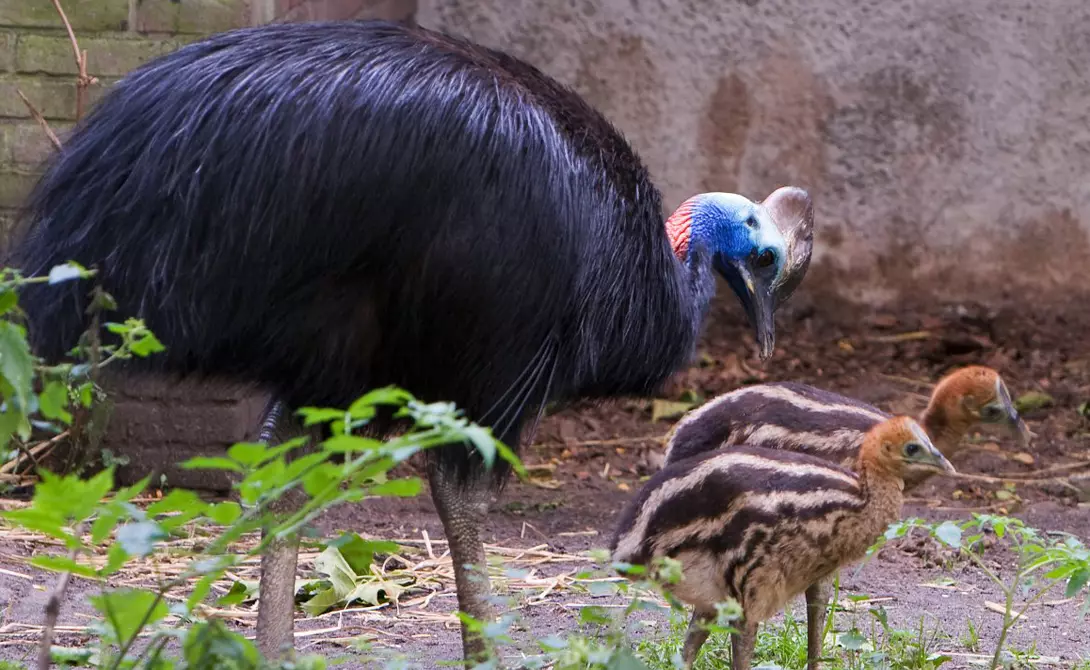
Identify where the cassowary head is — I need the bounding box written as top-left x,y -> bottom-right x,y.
666,186 -> 814,360
866,416 -> 956,478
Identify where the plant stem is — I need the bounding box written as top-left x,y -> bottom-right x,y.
38,523 -> 85,670
109,590 -> 166,670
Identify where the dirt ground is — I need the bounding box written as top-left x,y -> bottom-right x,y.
1,291 -> 1088,668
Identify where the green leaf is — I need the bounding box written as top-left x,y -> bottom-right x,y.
463,424 -> 496,469
328,533 -> 400,576
130,331 -> 166,357
578,606 -> 612,626
298,407 -> 350,426
0,290 -> 17,316
207,501 -> 242,526
0,321 -> 35,410
368,478 -> 422,498
90,506 -> 124,545
100,543 -> 130,577
38,381 -> 72,423
29,555 -> 101,580
300,584 -> 347,617
116,521 -> 167,557
323,434 -> 383,453
349,387 -> 413,411
179,456 -> 244,472
50,646 -> 94,665
934,521 -> 963,548
90,588 -> 168,646
146,488 -> 208,517
226,442 -> 269,467
47,263 -> 85,284
187,573 -> 218,611
313,546 -> 359,596
838,629 -> 868,651
216,580 -> 255,607
1066,568 -> 1090,598
606,647 -> 653,670
302,465 -> 340,497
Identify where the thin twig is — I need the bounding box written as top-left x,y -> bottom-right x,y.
1,431 -> 70,474
15,90 -> 62,150
50,0 -> 97,121
37,524 -> 85,670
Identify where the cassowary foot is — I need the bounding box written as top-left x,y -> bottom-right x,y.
730,620 -> 758,670
428,463 -> 495,667
805,579 -> 832,670
681,609 -> 715,668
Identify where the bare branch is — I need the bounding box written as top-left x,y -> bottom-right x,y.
49,0 -> 98,122
37,524 -> 85,670
16,89 -> 62,151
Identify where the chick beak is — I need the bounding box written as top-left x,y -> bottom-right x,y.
1007,411 -> 1033,449
930,448 -> 957,474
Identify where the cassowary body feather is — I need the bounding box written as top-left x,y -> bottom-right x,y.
12,20 -> 708,483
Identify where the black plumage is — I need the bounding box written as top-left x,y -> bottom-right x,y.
8,20 -> 813,662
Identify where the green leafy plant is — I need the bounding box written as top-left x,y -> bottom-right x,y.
876,514 -> 1090,670
0,262 -> 163,483
3,385 -> 519,669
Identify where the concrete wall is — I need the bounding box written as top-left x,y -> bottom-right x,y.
417,0 -> 1090,304
5,0 -> 1086,487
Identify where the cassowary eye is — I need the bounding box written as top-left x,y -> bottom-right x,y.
903,442 -> 921,458
756,249 -> 776,269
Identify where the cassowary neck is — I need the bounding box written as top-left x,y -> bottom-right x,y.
665,200 -> 718,323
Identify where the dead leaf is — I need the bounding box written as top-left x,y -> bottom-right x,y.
651,399 -> 697,422
984,601 -> 1025,620
867,330 -> 932,343
1009,452 -> 1035,466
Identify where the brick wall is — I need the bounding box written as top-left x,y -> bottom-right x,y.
3,0 -> 416,490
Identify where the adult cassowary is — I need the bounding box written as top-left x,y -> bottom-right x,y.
9,20 -> 815,664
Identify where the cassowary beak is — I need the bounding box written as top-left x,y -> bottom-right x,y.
716,257 -> 777,361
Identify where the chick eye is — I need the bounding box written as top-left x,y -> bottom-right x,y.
903,442 -> 921,458
981,405 -> 1003,421
756,249 -> 776,269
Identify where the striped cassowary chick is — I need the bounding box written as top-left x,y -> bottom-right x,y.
657,365 -> 1029,667
664,365 -> 1029,490
610,416 -> 955,670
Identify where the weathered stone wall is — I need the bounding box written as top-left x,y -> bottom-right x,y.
1,0 -> 415,489
417,0 -> 1090,305
0,0 -> 254,246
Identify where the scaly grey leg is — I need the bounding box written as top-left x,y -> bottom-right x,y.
805,579 -> 832,670
254,399 -> 310,661
681,608 -> 715,668
428,461 -> 494,666
730,618 -> 758,670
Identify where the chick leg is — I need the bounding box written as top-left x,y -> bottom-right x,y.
730,618 -> 758,670
681,608 -> 715,668
805,579 -> 833,670
254,399 -> 311,660
428,462 -> 495,666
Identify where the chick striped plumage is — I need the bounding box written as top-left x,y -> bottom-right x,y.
612,443 -> 890,624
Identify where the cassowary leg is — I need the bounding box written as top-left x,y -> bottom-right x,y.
805,579 -> 832,670
681,608 -> 715,668
730,618 -> 758,670
254,399 -> 309,661
428,462 -> 494,666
